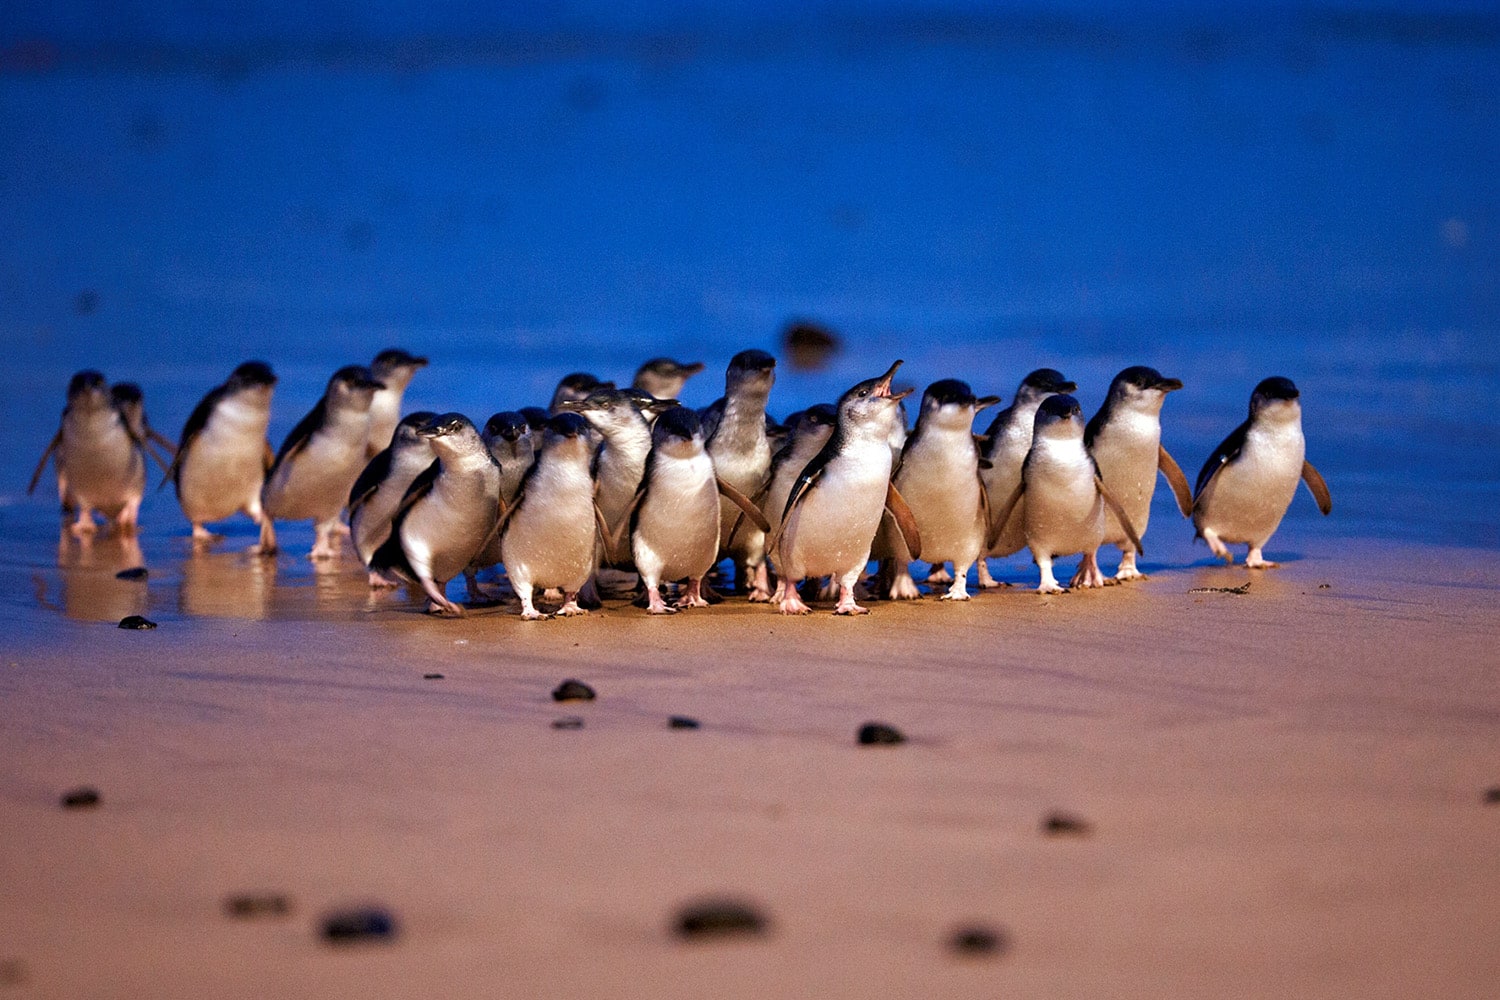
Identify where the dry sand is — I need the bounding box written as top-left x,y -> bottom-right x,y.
1,539 -> 1498,999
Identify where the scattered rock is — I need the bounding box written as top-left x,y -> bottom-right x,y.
668,715 -> 701,729
60,787 -> 101,809
115,566 -> 148,581
224,894 -> 292,919
0,959 -> 27,987
1318,583 -> 1331,589
1041,812 -> 1092,837
321,908 -> 397,944
949,924 -> 1008,956
1484,786 -> 1500,805
552,679 -> 596,702
552,716 -> 585,730
858,722 -> 905,746
118,615 -> 157,630
674,899 -> 767,939
423,673 -> 444,680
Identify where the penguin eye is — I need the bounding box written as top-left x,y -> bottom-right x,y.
857,389 -> 869,397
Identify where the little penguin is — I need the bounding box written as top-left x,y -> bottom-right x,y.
703,349 -> 777,600
1085,366 -> 1195,581
498,413 -> 611,620
518,407 -> 551,434
30,370 -> 147,538
762,405 -> 837,604
632,358 -> 706,401
556,388 -> 678,549
368,413 -> 501,616
262,365 -> 385,559
883,379 -> 1001,601
768,361 -> 923,615
481,411 -> 536,507
166,361 -> 279,549
615,406 -> 768,614
110,383 -> 176,477
549,372 -> 614,414
978,368 -> 1078,585
366,348 -> 429,457
1192,377 -> 1331,568
348,410 -> 438,583
990,395 -> 1144,593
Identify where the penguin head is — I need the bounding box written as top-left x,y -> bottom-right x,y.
371,348 -> 429,390
724,349 -> 777,396
801,403 -> 838,430
1106,366 -> 1182,414
417,412 -> 485,457
67,370 -> 109,408
393,410 -> 440,449
327,366 -> 385,412
621,387 -> 682,418
518,407 -> 550,433
555,388 -> 651,437
1034,393 -> 1085,437
544,412 -> 593,459
838,360 -> 912,436
639,357 -> 705,379
483,411 -> 531,445
1016,368 -> 1077,404
109,382 -> 144,408
549,372 -> 614,412
651,405 -> 705,456
227,361 -> 277,395
1250,377 -> 1302,422
919,379 -> 1003,430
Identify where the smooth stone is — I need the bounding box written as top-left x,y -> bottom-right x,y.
668,715 -> 701,729
949,925 -> 1008,956
0,959 -> 28,987
423,673 -> 445,680
552,679 -> 596,702
552,716 -> 585,730
1042,812 -> 1092,837
117,615 -> 157,630
224,894 -> 292,919
321,908 -> 397,944
674,900 -> 767,938
115,566 -> 148,581
60,787 -> 101,809
1484,786 -> 1500,805
857,722 -> 905,745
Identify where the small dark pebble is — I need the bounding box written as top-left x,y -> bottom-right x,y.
224,894 -> 292,919
552,679 -> 596,702
60,787 -> 100,809
552,716 -> 585,730
949,924 -> 1008,956
115,566 -> 148,581
1483,786 -> 1500,805
1042,812 -> 1092,837
857,722 -> 905,745
675,900 -> 767,939
422,672 -> 444,680
1318,583 -> 1331,589
0,959 -> 27,987
668,715 -> 701,729
321,908 -> 397,944
118,615 -> 157,630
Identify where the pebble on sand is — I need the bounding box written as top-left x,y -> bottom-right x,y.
674,900 -> 768,939
115,566 -> 148,580
224,894 -> 292,919
1484,786 -> 1500,805
423,672 -> 445,680
949,924 -> 1008,957
60,787 -> 101,809
552,716 -> 585,729
0,959 -> 28,987
118,615 -> 157,630
668,715 -> 701,729
1041,812 -> 1092,837
552,679 -> 596,702
858,722 -> 905,745
321,908 -> 398,944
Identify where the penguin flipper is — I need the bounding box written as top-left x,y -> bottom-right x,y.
885,481 -> 922,561
1193,419 -> 1249,505
1301,460 -> 1333,515
262,440 -> 275,473
268,399 -> 326,480
27,431 -> 62,495
766,451 -> 829,556
1157,444 -> 1194,517
986,481 -> 1025,551
717,477 -> 770,533
367,461 -> 441,579
1096,476 -> 1145,556
148,427 -> 177,459
593,501 -> 614,560
348,447 -> 394,517
976,469 -> 992,535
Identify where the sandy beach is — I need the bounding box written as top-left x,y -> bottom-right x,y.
2,534 -> 1497,999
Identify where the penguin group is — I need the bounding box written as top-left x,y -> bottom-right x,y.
31,349 -> 1332,618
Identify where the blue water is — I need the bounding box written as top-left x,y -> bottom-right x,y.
2,3 -> 1496,590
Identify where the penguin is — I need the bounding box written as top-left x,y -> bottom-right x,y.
518,407 -> 550,434
1192,377 -> 1331,568
883,379 -> 1001,601
615,406 -> 769,614
262,365 -> 384,559
990,394 -> 1144,594
498,413 -> 612,620
368,413 -> 501,616
556,388 -> 678,546
632,358 -> 706,401
978,368 -> 1078,586
366,348 -> 429,456
109,383 -> 176,476
348,410 -> 438,583
1084,366 -> 1195,581
166,361 -> 279,549
549,372 -> 614,414
30,371 -> 147,538
760,404 -> 838,603
703,349 -> 777,600
481,411 -> 536,507
767,361 -> 923,615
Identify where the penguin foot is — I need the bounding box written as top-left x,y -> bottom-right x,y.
69,518 -> 98,540
520,609 -> 548,621
426,599 -> 464,617
975,561 -> 1001,589
924,566 -> 953,585
368,571 -> 400,589
939,587 -> 971,602
778,594 -> 812,615
746,586 -> 773,603
1113,568 -> 1147,582
1244,557 -> 1279,569
191,525 -> 218,543
647,603 -> 678,616
676,579 -> 711,609
833,602 -> 871,615
1036,583 -> 1068,595
554,595 -> 588,617
887,573 -> 923,601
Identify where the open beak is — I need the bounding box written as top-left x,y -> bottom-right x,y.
871,360 -> 906,399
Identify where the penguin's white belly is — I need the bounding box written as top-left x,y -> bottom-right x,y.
62,418 -> 143,514
1093,421 -> 1160,546
633,455 -> 720,583
265,426 -> 367,521
1024,452 -> 1104,558
780,447 -> 889,581
896,454 -> 982,564
711,443 -> 770,559
367,394 -> 401,453
502,465 -> 597,590
179,403 -> 268,522
1196,429 -> 1304,545
402,470 -> 499,584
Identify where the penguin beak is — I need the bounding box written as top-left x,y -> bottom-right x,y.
975,395 -> 1003,411
1057,380 -> 1079,394
679,362 -> 706,376
871,360 -> 905,399
553,399 -> 586,412
354,377 -> 386,391
1154,377 -> 1184,392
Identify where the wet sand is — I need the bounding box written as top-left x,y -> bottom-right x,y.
2,537 -> 1497,999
